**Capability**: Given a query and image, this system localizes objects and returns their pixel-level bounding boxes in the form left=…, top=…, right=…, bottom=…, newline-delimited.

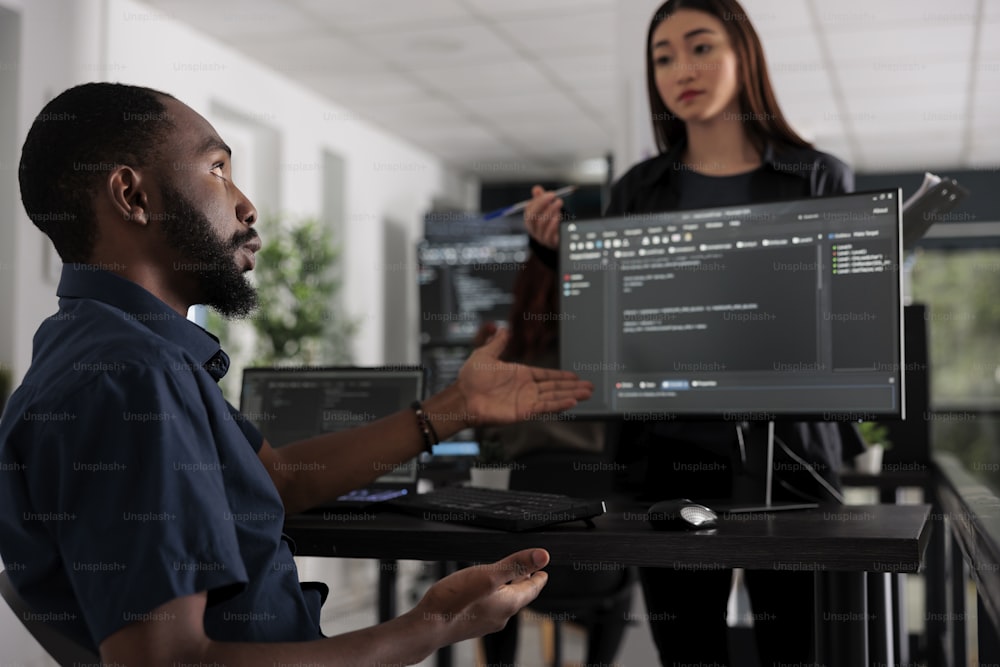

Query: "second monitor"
left=560, top=189, right=905, bottom=420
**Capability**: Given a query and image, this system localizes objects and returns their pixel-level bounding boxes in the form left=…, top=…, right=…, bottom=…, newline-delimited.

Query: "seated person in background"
left=0, top=82, right=593, bottom=667
left=474, top=253, right=632, bottom=667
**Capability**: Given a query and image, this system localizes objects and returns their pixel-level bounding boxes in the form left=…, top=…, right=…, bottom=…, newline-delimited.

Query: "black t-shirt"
left=676, top=166, right=773, bottom=209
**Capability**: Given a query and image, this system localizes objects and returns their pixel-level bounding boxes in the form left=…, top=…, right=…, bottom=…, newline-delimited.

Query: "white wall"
left=0, top=5, right=60, bottom=666
left=0, top=0, right=477, bottom=383
left=614, top=0, right=669, bottom=178
left=0, top=3, right=20, bottom=395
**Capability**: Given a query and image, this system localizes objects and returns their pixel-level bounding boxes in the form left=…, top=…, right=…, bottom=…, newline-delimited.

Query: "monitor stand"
left=720, top=421, right=818, bottom=514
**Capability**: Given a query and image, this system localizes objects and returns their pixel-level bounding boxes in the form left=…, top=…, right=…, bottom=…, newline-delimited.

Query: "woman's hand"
left=523, top=185, right=566, bottom=250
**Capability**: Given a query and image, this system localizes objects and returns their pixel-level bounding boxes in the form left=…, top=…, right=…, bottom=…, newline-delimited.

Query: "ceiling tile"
left=248, top=33, right=388, bottom=76
left=460, top=90, right=580, bottom=122
left=536, top=53, right=617, bottom=88
left=354, top=98, right=471, bottom=129
left=976, top=32, right=1000, bottom=63
left=130, top=0, right=984, bottom=177
left=399, top=121, right=502, bottom=146
left=291, top=0, right=474, bottom=32
left=836, top=60, right=971, bottom=97
left=841, top=91, right=959, bottom=116
left=972, top=84, right=1000, bottom=116
left=298, top=71, right=429, bottom=105
left=461, top=0, right=614, bottom=20
left=980, top=22, right=1000, bottom=58
left=780, top=91, right=848, bottom=140
left=770, top=66, right=835, bottom=97
left=141, top=0, right=315, bottom=38
left=827, top=25, right=973, bottom=63
left=565, top=83, right=619, bottom=120
left=745, top=0, right=813, bottom=33
left=357, top=23, right=519, bottom=69
left=408, top=59, right=554, bottom=98
left=496, top=11, right=616, bottom=58
left=504, top=116, right=611, bottom=152
left=816, top=0, right=978, bottom=27
left=760, top=33, right=824, bottom=68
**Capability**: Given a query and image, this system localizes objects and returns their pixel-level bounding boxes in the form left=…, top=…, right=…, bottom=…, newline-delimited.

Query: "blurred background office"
left=0, top=1, right=997, bottom=665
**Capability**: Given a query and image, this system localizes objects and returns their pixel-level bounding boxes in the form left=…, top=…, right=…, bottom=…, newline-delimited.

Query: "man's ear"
left=106, top=166, right=150, bottom=226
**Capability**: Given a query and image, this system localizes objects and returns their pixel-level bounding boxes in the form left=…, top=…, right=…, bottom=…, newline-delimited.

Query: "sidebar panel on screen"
left=560, top=231, right=615, bottom=413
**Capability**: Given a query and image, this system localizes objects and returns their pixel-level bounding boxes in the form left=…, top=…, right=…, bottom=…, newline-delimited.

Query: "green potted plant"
left=470, top=437, right=511, bottom=489
left=207, top=214, right=356, bottom=401
left=249, top=214, right=356, bottom=365
left=855, top=421, right=892, bottom=474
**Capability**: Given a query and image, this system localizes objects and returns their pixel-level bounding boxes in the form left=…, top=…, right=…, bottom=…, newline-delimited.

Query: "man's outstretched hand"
left=456, top=328, right=592, bottom=426
left=410, top=548, right=551, bottom=646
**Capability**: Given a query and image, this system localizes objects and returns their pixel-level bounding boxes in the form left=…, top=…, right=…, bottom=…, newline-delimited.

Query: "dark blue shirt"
left=0, top=265, right=325, bottom=652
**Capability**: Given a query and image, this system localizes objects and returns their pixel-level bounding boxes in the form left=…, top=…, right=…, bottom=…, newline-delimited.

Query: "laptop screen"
left=239, top=366, right=424, bottom=486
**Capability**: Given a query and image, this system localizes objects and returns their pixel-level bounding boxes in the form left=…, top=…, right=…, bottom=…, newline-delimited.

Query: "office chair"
left=0, top=570, right=100, bottom=666
left=482, top=447, right=636, bottom=667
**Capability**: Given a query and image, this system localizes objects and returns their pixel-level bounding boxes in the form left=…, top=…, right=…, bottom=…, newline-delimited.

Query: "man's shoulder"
left=35, top=298, right=200, bottom=377
left=16, top=304, right=206, bottom=422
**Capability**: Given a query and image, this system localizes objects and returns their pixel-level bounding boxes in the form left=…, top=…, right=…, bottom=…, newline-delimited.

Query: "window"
left=910, top=244, right=1000, bottom=490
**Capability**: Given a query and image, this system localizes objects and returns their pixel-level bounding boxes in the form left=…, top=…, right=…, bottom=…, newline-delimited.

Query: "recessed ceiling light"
left=576, top=157, right=609, bottom=177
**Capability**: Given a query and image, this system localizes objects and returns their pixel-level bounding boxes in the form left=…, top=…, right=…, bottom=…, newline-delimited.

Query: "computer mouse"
left=647, top=498, right=718, bottom=531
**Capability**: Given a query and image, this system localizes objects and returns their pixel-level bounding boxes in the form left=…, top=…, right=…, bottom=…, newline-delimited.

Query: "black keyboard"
left=386, top=486, right=606, bottom=532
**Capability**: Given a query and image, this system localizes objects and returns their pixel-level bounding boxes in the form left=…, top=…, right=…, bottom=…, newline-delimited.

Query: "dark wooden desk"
left=285, top=503, right=931, bottom=667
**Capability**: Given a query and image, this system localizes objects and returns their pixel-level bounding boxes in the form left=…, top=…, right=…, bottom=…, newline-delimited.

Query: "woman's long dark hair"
left=502, top=253, right=558, bottom=364
left=646, top=0, right=812, bottom=154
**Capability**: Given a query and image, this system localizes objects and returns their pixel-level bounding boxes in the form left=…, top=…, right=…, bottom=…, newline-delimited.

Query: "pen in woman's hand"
left=482, top=185, right=577, bottom=221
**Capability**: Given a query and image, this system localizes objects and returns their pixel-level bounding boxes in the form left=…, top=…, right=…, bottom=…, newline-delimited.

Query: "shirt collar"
left=56, top=264, right=230, bottom=381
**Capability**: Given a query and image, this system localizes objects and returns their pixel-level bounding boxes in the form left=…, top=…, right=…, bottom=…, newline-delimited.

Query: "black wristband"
left=528, top=235, right=559, bottom=270
left=410, top=400, right=439, bottom=454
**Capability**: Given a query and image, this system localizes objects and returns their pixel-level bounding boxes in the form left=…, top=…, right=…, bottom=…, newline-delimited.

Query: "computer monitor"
left=560, top=189, right=905, bottom=421
left=417, top=234, right=528, bottom=346
left=239, top=366, right=425, bottom=487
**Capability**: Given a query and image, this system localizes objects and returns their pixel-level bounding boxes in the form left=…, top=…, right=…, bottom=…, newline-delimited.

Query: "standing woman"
left=524, top=0, right=863, bottom=663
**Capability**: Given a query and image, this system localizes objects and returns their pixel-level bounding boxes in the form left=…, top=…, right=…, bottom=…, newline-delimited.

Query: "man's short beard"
left=159, top=184, right=258, bottom=318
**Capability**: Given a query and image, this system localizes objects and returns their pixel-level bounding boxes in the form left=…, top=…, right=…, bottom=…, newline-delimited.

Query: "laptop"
left=239, top=366, right=425, bottom=510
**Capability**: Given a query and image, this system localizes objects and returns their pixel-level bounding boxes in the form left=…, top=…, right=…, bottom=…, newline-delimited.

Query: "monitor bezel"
left=556, top=188, right=906, bottom=423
